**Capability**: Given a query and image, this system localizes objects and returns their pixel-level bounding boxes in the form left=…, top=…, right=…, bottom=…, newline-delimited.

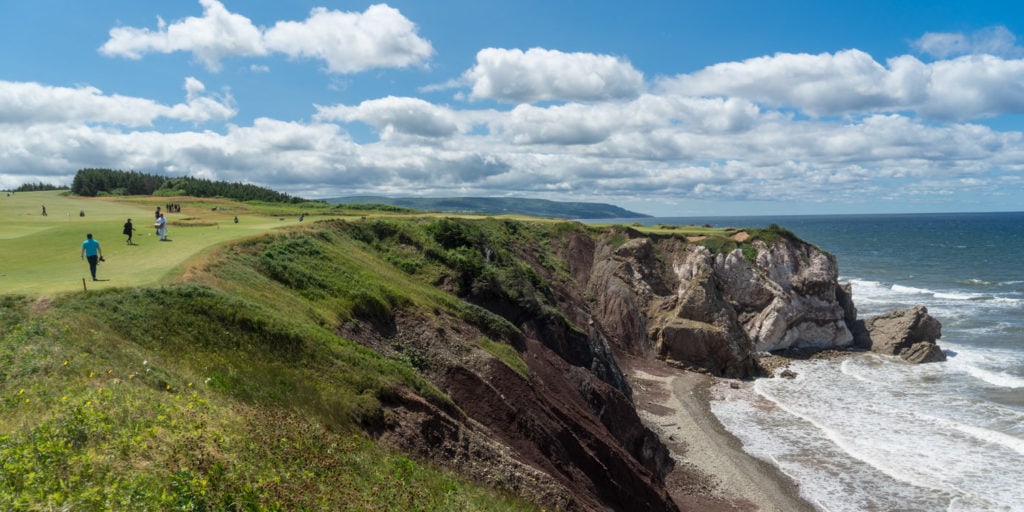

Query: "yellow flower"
left=63, top=360, right=69, bottom=366
left=25, top=398, right=30, bottom=404
left=18, top=389, right=24, bottom=395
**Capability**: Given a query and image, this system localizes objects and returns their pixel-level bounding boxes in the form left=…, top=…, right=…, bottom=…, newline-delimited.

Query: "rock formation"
left=854, top=304, right=946, bottom=363
left=584, top=230, right=854, bottom=378
left=334, top=219, right=942, bottom=511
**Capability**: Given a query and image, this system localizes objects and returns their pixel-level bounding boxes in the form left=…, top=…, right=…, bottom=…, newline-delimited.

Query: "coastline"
left=627, top=360, right=816, bottom=512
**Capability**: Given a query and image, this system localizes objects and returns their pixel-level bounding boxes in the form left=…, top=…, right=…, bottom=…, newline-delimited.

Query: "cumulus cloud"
left=314, top=96, right=461, bottom=138
left=913, top=25, right=1023, bottom=59
left=0, top=78, right=235, bottom=126
left=9, top=11, right=1024, bottom=213
left=100, top=0, right=265, bottom=71
left=264, top=5, right=433, bottom=73
left=460, top=48, right=644, bottom=103
left=99, top=1, right=432, bottom=73
left=658, top=49, right=1024, bottom=120
left=3, top=98, right=1022, bottom=208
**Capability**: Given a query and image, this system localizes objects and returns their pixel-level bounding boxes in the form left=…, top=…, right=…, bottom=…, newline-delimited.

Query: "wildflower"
left=63, top=360, right=69, bottom=366
left=25, top=398, right=30, bottom=404
left=18, top=389, right=24, bottom=395
left=89, top=371, right=95, bottom=378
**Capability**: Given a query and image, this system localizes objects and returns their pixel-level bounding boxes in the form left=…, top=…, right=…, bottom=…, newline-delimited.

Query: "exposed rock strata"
left=337, top=220, right=936, bottom=511
left=585, top=231, right=854, bottom=378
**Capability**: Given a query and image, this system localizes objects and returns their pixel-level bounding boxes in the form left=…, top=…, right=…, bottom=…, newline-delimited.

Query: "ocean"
left=593, top=212, right=1024, bottom=511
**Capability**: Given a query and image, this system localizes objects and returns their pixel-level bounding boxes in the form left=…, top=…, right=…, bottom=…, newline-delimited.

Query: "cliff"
left=0, top=214, right=864, bottom=511
left=325, top=219, right=858, bottom=510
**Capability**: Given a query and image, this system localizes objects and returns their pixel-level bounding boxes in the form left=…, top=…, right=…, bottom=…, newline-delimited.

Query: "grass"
left=0, top=191, right=543, bottom=511
left=1, top=191, right=790, bottom=510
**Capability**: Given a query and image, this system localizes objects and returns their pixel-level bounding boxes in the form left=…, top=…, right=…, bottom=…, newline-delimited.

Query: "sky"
left=2, top=1, right=1024, bottom=217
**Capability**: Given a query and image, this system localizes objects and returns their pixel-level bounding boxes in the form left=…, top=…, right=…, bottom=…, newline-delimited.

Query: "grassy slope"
left=0, top=192, right=537, bottom=511
left=1, top=191, right=761, bottom=510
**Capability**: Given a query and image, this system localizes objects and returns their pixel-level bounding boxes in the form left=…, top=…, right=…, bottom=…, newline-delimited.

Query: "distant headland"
left=325, top=195, right=649, bottom=219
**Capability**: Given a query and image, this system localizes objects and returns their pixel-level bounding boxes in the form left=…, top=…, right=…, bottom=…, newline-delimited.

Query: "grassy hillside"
left=1, top=192, right=540, bottom=510
left=1, top=191, right=766, bottom=509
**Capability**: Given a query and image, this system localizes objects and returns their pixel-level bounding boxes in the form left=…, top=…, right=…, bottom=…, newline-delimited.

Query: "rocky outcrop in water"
left=853, top=304, right=946, bottom=363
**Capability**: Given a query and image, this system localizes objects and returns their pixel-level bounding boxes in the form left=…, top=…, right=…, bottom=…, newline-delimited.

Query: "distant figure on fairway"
left=155, top=206, right=161, bottom=220
left=80, top=233, right=104, bottom=281
left=41, top=205, right=47, bottom=216
left=155, top=213, right=168, bottom=241
left=234, top=216, right=238, bottom=224
left=123, top=218, right=135, bottom=245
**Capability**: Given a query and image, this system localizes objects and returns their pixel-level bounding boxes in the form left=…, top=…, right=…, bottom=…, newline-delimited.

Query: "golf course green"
left=0, top=190, right=311, bottom=296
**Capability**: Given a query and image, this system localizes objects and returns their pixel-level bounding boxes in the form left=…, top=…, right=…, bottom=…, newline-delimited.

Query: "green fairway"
left=0, top=190, right=312, bottom=296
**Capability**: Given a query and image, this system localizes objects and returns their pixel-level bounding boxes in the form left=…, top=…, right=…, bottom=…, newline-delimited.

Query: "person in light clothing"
left=155, top=213, right=168, bottom=241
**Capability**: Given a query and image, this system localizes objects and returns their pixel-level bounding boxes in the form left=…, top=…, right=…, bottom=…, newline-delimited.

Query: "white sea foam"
left=891, top=284, right=933, bottom=295
left=934, top=291, right=988, bottom=300
left=713, top=356, right=1024, bottom=511
left=943, top=342, right=1024, bottom=388
left=952, top=423, right=1024, bottom=457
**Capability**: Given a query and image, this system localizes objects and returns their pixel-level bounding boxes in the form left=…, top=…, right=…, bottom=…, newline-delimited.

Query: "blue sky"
left=2, top=1, right=1023, bottom=216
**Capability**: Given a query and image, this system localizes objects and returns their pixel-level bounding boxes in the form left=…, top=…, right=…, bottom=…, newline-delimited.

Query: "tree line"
left=10, top=182, right=69, bottom=192
left=70, top=168, right=305, bottom=203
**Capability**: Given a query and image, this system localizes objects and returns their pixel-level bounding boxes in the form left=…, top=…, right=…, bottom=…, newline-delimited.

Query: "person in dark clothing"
left=80, top=233, right=104, bottom=281
left=123, top=218, right=135, bottom=245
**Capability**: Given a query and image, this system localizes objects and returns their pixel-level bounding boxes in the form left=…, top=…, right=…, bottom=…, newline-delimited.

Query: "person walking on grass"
left=155, top=212, right=168, bottom=241
left=80, top=233, right=104, bottom=281
left=123, top=218, right=135, bottom=244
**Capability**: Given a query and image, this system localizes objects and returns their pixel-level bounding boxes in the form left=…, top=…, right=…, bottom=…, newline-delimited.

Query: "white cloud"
left=314, top=96, right=461, bottom=138
left=0, top=78, right=235, bottom=127
left=913, top=25, right=1023, bottom=59
left=99, top=1, right=432, bottom=73
left=100, top=0, right=265, bottom=71
left=3, top=101, right=1022, bottom=208
left=658, top=49, right=1024, bottom=120
left=264, top=4, right=433, bottom=73
left=461, top=48, right=644, bottom=103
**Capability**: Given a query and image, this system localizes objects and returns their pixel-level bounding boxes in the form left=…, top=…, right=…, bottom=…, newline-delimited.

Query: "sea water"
left=593, top=212, right=1024, bottom=511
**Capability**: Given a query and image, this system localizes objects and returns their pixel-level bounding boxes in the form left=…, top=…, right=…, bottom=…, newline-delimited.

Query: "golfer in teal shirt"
left=80, top=233, right=104, bottom=281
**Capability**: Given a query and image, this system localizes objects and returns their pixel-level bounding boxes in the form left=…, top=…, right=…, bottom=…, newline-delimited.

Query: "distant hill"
left=325, top=196, right=649, bottom=219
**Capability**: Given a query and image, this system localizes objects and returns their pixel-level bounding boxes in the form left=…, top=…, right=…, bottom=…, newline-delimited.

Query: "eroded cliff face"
left=335, top=220, right=856, bottom=511
left=580, top=229, right=853, bottom=378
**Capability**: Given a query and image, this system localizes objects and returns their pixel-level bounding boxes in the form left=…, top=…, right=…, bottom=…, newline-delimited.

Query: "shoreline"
left=628, top=361, right=816, bottom=512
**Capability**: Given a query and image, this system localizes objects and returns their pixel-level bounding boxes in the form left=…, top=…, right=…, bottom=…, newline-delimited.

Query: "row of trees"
left=70, top=168, right=305, bottom=203
left=11, top=182, right=69, bottom=192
